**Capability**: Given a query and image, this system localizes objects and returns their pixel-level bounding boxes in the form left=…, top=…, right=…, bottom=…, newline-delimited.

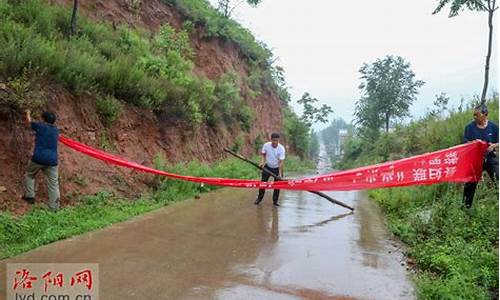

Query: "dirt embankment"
left=0, top=0, right=284, bottom=213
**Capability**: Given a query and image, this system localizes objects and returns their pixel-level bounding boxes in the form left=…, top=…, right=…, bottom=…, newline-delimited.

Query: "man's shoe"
left=273, top=202, right=280, bottom=207
left=22, top=196, right=35, bottom=204
left=464, top=206, right=475, bottom=216
left=254, top=199, right=262, bottom=205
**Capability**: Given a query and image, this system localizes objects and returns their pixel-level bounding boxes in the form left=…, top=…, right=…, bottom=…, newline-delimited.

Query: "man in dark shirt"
left=463, top=104, right=499, bottom=208
left=23, top=110, right=60, bottom=211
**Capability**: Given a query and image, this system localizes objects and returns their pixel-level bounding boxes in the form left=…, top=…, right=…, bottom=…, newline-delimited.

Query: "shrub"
left=0, top=0, right=10, bottom=18
left=56, top=36, right=102, bottom=94
left=95, top=95, right=122, bottom=126
left=230, top=135, right=243, bottom=152
left=190, top=77, right=216, bottom=125
left=247, top=66, right=263, bottom=96
left=11, top=0, right=59, bottom=38
left=238, top=104, right=253, bottom=131
left=285, top=155, right=315, bottom=172
left=182, top=20, right=195, bottom=33
left=154, top=24, right=194, bottom=59
left=214, top=72, right=240, bottom=119
left=117, top=26, right=150, bottom=57
left=283, top=107, right=311, bottom=158
left=98, top=129, right=115, bottom=151
left=253, top=134, right=263, bottom=155
left=0, top=21, right=59, bottom=77
left=1, top=70, right=45, bottom=112
left=102, top=56, right=151, bottom=103
left=373, top=132, right=404, bottom=161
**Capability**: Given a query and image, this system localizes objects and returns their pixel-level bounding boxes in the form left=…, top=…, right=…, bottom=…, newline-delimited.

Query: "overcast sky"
left=210, top=0, right=499, bottom=129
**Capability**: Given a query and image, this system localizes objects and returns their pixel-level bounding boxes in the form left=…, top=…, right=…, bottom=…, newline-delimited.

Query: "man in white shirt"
left=255, top=133, right=286, bottom=206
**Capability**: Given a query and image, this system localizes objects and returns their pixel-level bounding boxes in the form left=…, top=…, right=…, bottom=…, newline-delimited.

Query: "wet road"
left=0, top=147, right=414, bottom=300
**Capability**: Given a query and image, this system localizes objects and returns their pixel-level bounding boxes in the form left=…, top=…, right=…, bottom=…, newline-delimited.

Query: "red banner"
left=59, top=136, right=488, bottom=191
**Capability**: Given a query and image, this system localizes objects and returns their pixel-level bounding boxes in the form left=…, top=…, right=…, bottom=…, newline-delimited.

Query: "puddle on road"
left=0, top=145, right=414, bottom=300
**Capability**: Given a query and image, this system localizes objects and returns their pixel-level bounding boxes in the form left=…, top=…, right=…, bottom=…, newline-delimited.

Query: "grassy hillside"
left=338, top=99, right=499, bottom=299
left=0, top=0, right=315, bottom=159
left=0, top=0, right=274, bottom=128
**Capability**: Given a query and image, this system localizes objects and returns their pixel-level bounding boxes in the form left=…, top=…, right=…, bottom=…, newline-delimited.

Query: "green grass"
left=285, top=155, right=316, bottom=173
left=0, top=154, right=312, bottom=259
left=95, top=95, right=122, bottom=126
left=0, top=192, right=166, bottom=259
left=370, top=184, right=498, bottom=299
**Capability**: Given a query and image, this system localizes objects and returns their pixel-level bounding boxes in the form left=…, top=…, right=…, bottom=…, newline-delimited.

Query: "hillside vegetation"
left=0, top=0, right=273, bottom=128
left=0, top=0, right=320, bottom=159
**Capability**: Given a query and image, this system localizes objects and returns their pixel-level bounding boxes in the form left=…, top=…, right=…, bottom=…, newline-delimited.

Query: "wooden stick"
left=223, top=148, right=354, bottom=211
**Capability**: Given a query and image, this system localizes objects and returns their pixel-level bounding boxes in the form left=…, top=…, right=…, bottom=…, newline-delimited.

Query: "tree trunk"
left=385, top=113, right=390, bottom=132
left=218, top=0, right=230, bottom=17
left=480, top=7, right=495, bottom=104
left=224, top=0, right=230, bottom=17
left=70, top=0, right=78, bottom=35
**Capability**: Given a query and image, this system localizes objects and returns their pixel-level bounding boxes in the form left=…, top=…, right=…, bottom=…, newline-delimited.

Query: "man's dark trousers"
left=256, top=165, right=281, bottom=204
left=463, top=158, right=499, bottom=208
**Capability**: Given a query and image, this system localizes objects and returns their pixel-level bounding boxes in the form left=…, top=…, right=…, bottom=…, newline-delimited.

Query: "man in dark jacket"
left=23, top=110, right=60, bottom=211
left=463, top=104, right=499, bottom=208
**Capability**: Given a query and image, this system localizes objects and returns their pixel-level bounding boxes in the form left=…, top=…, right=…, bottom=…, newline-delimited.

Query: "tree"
left=429, top=92, right=450, bottom=118
left=70, top=0, right=78, bottom=35
left=283, top=108, right=311, bottom=158
left=217, top=0, right=262, bottom=18
left=355, top=55, right=424, bottom=137
left=354, top=96, right=383, bottom=139
left=309, top=131, right=320, bottom=159
left=321, top=118, right=350, bottom=155
left=297, top=92, right=334, bottom=128
left=284, top=94, right=333, bottom=159
left=270, top=65, right=291, bottom=104
left=433, top=0, right=498, bottom=104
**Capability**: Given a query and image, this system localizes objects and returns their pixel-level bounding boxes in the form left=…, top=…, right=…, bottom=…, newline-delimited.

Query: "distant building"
left=338, top=129, right=348, bottom=155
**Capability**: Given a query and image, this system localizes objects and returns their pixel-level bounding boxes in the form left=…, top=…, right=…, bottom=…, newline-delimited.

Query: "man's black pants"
left=463, top=159, right=499, bottom=208
left=256, top=165, right=281, bottom=204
